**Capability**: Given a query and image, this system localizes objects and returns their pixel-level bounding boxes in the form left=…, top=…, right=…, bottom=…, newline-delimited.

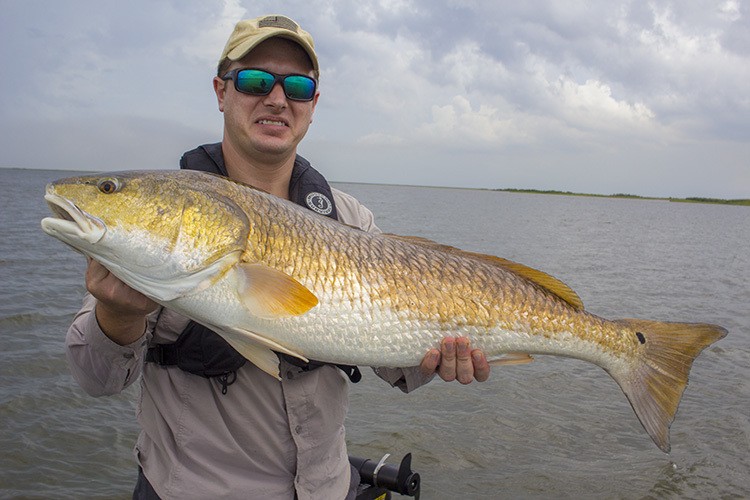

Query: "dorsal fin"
left=385, top=234, right=584, bottom=311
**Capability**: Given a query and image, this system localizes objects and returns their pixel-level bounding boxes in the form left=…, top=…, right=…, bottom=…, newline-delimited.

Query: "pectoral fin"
left=235, top=263, right=318, bottom=319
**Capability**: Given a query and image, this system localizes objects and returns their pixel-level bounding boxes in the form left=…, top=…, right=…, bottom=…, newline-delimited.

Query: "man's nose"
left=263, top=81, right=288, bottom=107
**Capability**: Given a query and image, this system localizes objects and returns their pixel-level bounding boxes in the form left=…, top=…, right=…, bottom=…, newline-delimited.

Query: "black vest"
left=145, top=144, right=360, bottom=392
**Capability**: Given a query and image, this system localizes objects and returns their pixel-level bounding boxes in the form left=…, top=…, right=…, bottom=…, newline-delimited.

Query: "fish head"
left=41, top=170, right=250, bottom=301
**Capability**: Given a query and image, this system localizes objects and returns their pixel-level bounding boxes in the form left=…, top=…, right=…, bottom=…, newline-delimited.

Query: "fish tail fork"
left=612, top=319, right=727, bottom=453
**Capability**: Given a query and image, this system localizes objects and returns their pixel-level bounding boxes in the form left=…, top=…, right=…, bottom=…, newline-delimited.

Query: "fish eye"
left=97, top=178, right=121, bottom=194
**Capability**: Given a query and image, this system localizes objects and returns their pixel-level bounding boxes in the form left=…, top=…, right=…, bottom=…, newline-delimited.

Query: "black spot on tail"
left=636, top=332, right=646, bottom=344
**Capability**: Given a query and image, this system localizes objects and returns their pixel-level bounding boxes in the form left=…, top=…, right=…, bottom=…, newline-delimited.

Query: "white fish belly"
left=168, top=269, right=622, bottom=370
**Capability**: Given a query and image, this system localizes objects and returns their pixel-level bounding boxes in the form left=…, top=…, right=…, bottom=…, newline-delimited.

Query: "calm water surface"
left=1, top=169, right=748, bottom=499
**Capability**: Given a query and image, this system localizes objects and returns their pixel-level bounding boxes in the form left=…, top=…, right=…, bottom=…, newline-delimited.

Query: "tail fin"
left=613, top=319, right=726, bottom=453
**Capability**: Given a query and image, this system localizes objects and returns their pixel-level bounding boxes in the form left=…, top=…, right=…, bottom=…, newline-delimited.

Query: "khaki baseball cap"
left=219, top=15, right=319, bottom=73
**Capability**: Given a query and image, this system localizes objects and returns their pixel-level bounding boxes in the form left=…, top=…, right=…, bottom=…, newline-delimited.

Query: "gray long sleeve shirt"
left=66, top=188, right=433, bottom=500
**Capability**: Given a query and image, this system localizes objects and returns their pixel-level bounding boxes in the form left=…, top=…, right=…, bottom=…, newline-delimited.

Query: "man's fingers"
left=471, top=349, right=490, bottom=383
left=419, top=348, right=440, bottom=378
left=437, top=337, right=457, bottom=382
left=455, top=337, right=474, bottom=384
left=84, top=258, right=158, bottom=315
left=423, top=336, right=492, bottom=384
left=85, top=258, right=109, bottom=284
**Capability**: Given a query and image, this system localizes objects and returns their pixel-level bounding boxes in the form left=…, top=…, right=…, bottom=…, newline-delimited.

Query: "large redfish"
left=41, top=170, right=726, bottom=452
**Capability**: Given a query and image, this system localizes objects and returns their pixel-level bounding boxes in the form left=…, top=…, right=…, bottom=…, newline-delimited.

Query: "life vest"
left=145, top=143, right=360, bottom=392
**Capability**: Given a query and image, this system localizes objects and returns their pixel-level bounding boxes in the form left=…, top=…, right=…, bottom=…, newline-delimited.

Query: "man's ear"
left=310, top=91, right=320, bottom=123
left=213, top=76, right=227, bottom=112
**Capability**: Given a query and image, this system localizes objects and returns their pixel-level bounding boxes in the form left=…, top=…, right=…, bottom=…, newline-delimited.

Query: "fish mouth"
left=41, top=187, right=106, bottom=244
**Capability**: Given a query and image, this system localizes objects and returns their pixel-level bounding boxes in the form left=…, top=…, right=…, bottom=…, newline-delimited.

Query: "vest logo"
left=305, top=192, right=333, bottom=215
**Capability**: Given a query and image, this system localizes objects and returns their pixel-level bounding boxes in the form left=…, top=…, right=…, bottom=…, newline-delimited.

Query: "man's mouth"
left=257, top=119, right=287, bottom=127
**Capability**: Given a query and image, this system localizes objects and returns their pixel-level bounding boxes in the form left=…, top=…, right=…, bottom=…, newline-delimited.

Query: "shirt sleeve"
left=372, top=366, right=436, bottom=393
left=66, top=293, right=151, bottom=396
left=330, top=188, right=382, bottom=234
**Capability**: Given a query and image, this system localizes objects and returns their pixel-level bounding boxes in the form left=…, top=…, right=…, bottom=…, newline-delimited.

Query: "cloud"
left=1, top=0, right=748, bottom=198
left=547, top=77, right=656, bottom=133
left=164, top=0, right=248, bottom=63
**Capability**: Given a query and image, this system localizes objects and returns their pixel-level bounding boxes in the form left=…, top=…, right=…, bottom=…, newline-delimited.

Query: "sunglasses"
left=222, top=68, right=317, bottom=101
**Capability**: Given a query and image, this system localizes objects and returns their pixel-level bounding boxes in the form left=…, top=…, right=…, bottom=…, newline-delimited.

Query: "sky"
left=1, top=0, right=748, bottom=198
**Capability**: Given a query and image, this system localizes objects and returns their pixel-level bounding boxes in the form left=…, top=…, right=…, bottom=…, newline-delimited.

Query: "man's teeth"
left=258, top=119, right=286, bottom=126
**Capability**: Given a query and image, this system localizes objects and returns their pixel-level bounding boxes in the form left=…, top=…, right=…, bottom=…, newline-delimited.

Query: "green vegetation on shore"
left=497, top=188, right=750, bottom=206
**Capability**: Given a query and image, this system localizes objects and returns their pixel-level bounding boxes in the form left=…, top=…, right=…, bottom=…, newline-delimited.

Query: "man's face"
left=214, top=38, right=319, bottom=162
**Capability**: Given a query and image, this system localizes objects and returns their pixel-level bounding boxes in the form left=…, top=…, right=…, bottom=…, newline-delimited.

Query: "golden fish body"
left=41, top=170, right=726, bottom=452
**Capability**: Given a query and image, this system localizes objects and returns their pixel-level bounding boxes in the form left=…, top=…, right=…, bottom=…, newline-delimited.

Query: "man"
left=66, top=15, right=490, bottom=499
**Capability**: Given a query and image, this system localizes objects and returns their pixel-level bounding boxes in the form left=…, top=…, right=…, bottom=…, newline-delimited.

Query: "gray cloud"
left=1, top=0, right=748, bottom=198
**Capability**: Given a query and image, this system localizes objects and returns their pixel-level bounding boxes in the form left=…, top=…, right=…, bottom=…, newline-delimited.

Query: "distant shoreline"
left=3, top=166, right=747, bottom=206
left=495, top=188, right=750, bottom=206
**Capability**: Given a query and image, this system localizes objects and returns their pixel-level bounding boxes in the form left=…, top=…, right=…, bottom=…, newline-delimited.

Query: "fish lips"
left=41, top=191, right=106, bottom=246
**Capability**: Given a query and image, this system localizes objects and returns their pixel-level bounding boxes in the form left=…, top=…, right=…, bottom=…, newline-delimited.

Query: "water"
left=1, top=168, right=748, bottom=499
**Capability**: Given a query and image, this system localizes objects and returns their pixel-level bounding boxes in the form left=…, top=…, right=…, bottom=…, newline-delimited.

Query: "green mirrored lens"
left=236, top=70, right=275, bottom=94
left=283, top=75, right=316, bottom=100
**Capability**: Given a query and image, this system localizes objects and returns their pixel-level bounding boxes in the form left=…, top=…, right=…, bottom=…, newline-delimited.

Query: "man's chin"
left=249, top=139, right=298, bottom=159
left=244, top=141, right=296, bottom=162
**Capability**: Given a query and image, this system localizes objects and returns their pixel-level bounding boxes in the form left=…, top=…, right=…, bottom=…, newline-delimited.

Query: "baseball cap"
left=219, top=15, right=319, bottom=73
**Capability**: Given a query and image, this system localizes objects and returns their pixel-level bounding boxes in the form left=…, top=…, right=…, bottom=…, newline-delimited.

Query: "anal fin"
left=223, top=337, right=284, bottom=380
left=488, top=353, right=535, bottom=366
left=206, top=323, right=310, bottom=380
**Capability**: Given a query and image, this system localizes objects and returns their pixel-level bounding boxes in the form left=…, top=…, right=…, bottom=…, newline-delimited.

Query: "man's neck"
left=221, top=142, right=295, bottom=199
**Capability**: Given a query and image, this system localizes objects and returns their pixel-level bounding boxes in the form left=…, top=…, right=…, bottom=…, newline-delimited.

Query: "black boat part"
left=350, top=453, right=421, bottom=499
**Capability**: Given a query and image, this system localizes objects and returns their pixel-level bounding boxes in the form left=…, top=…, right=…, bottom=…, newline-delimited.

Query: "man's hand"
left=86, top=258, right=158, bottom=345
left=420, top=336, right=491, bottom=384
